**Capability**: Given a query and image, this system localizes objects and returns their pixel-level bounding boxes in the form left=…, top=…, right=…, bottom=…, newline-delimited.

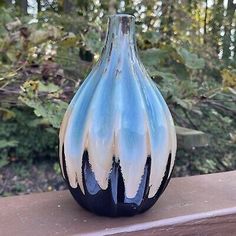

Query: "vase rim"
left=109, top=14, right=135, bottom=19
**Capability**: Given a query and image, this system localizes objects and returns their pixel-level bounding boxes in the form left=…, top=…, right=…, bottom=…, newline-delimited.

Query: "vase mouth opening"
left=108, top=14, right=135, bottom=20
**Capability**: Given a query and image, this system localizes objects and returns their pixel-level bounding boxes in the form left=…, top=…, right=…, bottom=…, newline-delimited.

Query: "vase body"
left=59, top=14, right=177, bottom=217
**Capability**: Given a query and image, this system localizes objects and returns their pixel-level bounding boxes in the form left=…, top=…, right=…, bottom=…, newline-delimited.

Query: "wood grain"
left=115, top=214, right=236, bottom=236
left=0, top=171, right=235, bottom=236
left=175, top=126, right=209, bottom=149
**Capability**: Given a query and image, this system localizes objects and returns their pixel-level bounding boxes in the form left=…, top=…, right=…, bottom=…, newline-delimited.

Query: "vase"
left=59, top=14, right=177, bottom=217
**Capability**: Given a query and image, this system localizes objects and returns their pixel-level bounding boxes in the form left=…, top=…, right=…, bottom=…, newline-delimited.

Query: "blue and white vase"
left=59, top=14, right=177, bottom=217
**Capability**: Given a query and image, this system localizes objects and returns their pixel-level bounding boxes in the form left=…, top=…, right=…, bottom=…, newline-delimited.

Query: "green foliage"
left=0, top=1, right=235, bottom=178
left=0, top=108, right=58, bottom=168
left=19, top=80, right=68, bottom=128
left=176, top=47, right=205, bottom=70
left=83, top=30, right=103, bottom=55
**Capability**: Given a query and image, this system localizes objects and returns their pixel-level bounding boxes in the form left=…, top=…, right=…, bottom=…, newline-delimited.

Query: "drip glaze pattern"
left=59, top=14, right=177, bottom=216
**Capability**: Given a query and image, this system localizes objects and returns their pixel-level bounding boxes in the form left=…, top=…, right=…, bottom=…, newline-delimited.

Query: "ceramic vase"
left=59, top=14, right=177, bottom=217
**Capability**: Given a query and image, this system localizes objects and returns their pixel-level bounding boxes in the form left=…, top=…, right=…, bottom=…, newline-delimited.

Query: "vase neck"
left=102, top=14, right=137, bottom=59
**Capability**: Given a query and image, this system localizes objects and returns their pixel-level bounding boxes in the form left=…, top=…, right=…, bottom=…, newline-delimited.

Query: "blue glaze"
left=59, top=14, right=177, bottom=217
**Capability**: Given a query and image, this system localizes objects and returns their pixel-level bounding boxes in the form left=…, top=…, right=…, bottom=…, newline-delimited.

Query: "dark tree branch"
left=204, top=0, right=208, bottom=41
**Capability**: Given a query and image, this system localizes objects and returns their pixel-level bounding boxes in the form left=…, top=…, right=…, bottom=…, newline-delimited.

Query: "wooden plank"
left=0, top=171, right=235, bottom=236
left=175, top=126, right=209, bottom=149
left=116, top=214, right=236, bottom=236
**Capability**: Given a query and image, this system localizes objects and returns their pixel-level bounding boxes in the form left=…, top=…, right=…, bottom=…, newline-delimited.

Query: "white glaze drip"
left=59, top=14, right=177, bottom=199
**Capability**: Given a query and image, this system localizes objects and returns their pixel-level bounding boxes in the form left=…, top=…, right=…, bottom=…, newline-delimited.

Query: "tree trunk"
left=188, top=0, right=192, bottom=12
left=210, top=0, right=224, bottom=54
left=108, top=0, right=116, bottom=14
left=222, top=0, right=235, bottom=61
left=160, top=0, right=168, bottom=34
left=203, top=0, right=208, bottom=40
left=160, top=0, right=173, bottom=43
left=166, top=2, right=174, bottom=39
left=37, top=0, right=41, bottom=13
left=4, top=0, right=12, bottom=6
left=63, top=0, right=73, bottom=13
left=15, top=0, right=27, bottom=14
left=234, top=29, right=236, bottom=61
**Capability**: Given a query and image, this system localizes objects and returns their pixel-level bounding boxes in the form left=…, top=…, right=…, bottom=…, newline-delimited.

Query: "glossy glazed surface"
left=61, top=146, right=173, bottom=216
left=59, top=14, right=177, bottom=216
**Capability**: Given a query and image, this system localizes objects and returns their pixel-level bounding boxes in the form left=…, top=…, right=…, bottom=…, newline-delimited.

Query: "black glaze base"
left=62, top=146, right=173, bottom=217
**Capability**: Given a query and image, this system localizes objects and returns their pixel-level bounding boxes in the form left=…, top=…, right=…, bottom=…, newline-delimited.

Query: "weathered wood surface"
left=0, top=171, right=235, bottom=236
left=175, top=126, right=209, bottom=149
left=116, top=214, right=236, bottom=236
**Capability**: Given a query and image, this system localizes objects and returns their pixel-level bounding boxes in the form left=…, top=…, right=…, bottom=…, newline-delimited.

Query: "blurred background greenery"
left=0, top=0, right=235, bottom=196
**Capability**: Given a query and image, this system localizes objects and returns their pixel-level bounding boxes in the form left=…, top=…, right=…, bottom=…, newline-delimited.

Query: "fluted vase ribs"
left=59, top=14, right=177, bottom=217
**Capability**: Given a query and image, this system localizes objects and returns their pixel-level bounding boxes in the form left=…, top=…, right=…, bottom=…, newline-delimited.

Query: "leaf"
left=174, top=97, right=193, bottom=110
left=140, top=48, right=167, bottom=68
left=0, top=158, right=9, bottom=168
left=227, top=87, right=236, bottom=95
left=5, top=17, right=22, bottom=31
left=29, top=29, right=51, bottom=45
left=0, top=139, right=18, bottom=149
left=229, top=132, right=236, bottom=144
left=38, top=82, right=61, bottom=93
left=142, top=31, right=161, bottom=45
left=6, top=49, right=17, bottom=63
left=221, top=69, right=236, bottom=88
left=153, top=71, right=177, bottom=80
left=48, top=25, right=62, bottom=40
left=0, top=8, right=13, bottom=28
left=176, top=47, right=205, bottom=69
left=19, top=96, right=68, bottom=128
left=84, top=30, right=102, bottom=54
left=59, top=32, right=77, bottom=47
left=28, top=118, right=51, bottom=127
left=21, top=80, right=39, bottom=97
left=5, top=71, right=17, bottom=78
left=29, top=26, right=62, bottom=45
left=0, top=108, right=15, bottom=120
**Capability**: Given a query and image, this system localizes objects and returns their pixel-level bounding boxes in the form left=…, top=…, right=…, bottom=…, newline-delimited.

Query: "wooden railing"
left=0, top=170, right=235, bottom=235
left=1, top=127, right=234, bottom=235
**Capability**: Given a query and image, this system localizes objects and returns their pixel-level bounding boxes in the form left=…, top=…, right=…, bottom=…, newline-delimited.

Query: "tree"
left=203, top=0, right=208, bottom=41
left=160, top=0, right=174, bottom=43
left=222, top=0, right=236, bottom=61
left=36, top=0, right=41, bottom=13
left=4, top=0, right=11, bottom=6
left=63, top=0, right=73, bottom=13
left=15, top=0, right=27, bottom=14
left=210, top=0, right=224, bottom=54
